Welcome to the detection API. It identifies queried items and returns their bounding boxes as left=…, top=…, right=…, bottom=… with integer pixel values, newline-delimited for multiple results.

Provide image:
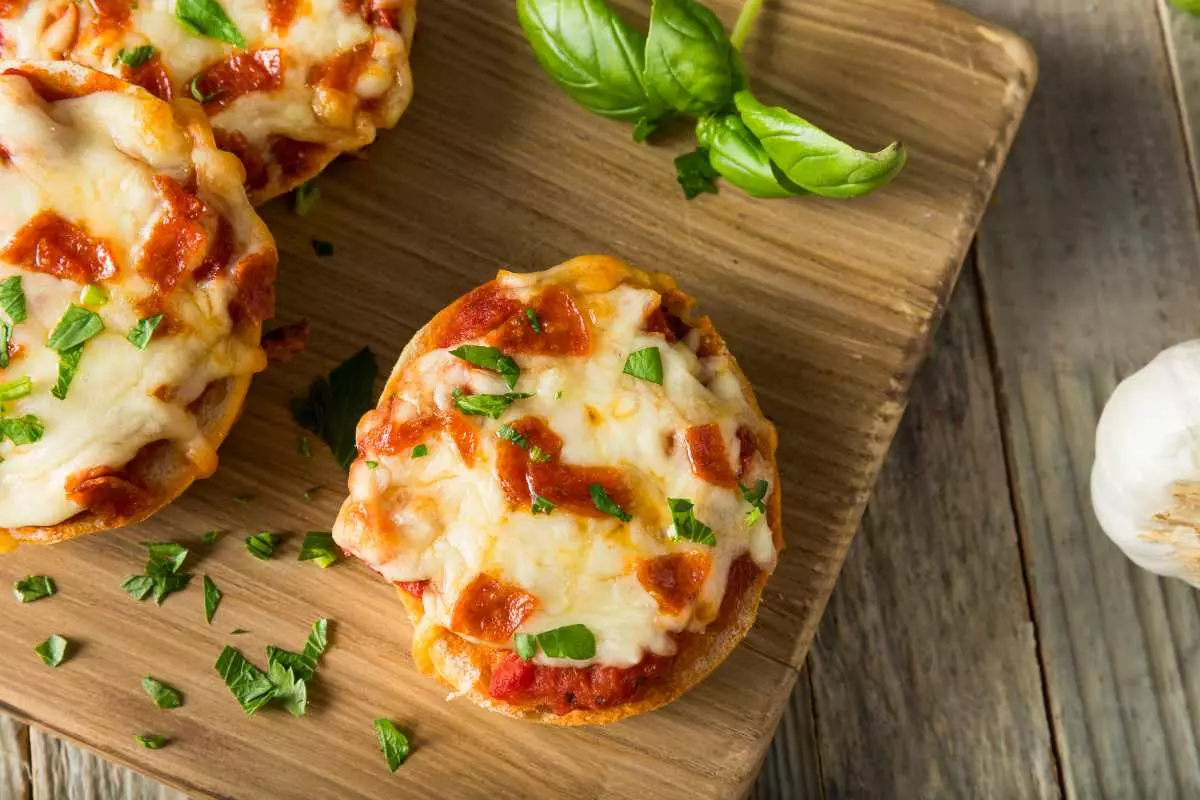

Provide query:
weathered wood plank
left=751, top=670, right=822, bottom=800
left=950, top=0, right=1200, bottom=795
left=804, top=264, right=1059, bottom=798
left=28, top=729, right=185, bottom=800
left=0, top=714, right=29, bottom=800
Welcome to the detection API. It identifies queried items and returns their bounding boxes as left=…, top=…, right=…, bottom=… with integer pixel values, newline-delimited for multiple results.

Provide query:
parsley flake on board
left=589, top=484, right=632, bottom=522
left=214, top=646, right=276, bottom=715
left=245, top=532, right=280, bottom=560
left=113, top=45, right=156, bottom=68
left=135, top=734, right=168, bottom=749
left=203, top=575, right=222, bottom=623
left=293, top=181, right=320, bottom=215
left=449, top=344, right=521, bottom=389
left=622, top=346, right=664, bottom=384
left=666, top=497, right=716, bottom=545
left=452, top=388, right=532, bottom=419
left=373, top=719, right=411, bottom=772
left=299, top=436, right=312, bottom=458
left=202, top=530, right=222, bottom=545
left=298, top=532, right=339, bottom=568
left=516, top=624, right=596, bottom=661
left=121, top=542, right=192, bottom=605
left=215, top=619, right=330, bottom=716
left=13, top=575, right=56, bottom=603
left=291, top=347, right=378, bottom=470
left=34, top=634, right=68, bottom=667
left=311, top=239, right=334, bottom=257
left=674, top=149, right=720, bottom=198
left=142, top=676, right=184, bottom=709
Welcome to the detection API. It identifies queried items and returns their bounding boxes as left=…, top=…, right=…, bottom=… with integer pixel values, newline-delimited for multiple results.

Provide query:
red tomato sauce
left=128, top=55, right=172, bottom=101
left=270, top=137, right=327, bottom=183
left=496, top=417, right=631, bottom=517
left=429, top=281, right=522, bottom=349
left=227, top=250, right=277, bottom=326
left=735, top=426, right=756, bottom=479
left=0, top=210, right=117, bottom=284
left=451, top=574, right=536, bottom=643
left=489, top=651, right=673, bottom=715
left=212, top=129, right=268, bottom=191
left=308, top=42, right=372, bottom=91
left=266, top=0, right=298, bottom=31
left=683, top=423, right=737, bottom=487
left=0, top=0, right=26, bottom=18
left=357, top=404, right=478, bottom=465
left=2, top=66, right=125, bottom=101
left=395, top=580, right=429, bottom=599
left=65, top=466, right=149, bottom=519
left=488, top=283, right=590, bottom=356
left=637, top=552, right=712, bottom=615
left=88, top=0, right=130, bottom=22
left=137, top=176, right=209, bottom=303
left=193, top=50, right=283, bottom=113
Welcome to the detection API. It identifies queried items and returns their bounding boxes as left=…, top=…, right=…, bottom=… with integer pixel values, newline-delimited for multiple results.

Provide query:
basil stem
left=696, top=114, right=801, bottom=199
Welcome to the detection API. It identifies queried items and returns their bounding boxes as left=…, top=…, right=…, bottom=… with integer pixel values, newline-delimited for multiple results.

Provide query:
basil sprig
left=516, top=0, right=904, bottom=200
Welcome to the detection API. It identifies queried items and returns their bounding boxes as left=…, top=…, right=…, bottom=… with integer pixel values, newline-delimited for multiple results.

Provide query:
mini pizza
left=0, top=0, right=416, bottom=203
left=0, top=60, right=276, bottom=549
left=333, top=255, right=782, bottom=724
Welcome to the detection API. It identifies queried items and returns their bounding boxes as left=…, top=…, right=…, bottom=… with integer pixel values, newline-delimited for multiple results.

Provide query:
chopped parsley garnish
left=496, top=424, right=529, bottom=449
left=188, top=74, right=220, bottom=103
left=449, top=344, right=521, bottom=390
left=622, top=347, right=664, bottom=384
left=34, top=634, right=68, bottom=667
left=529, top=445, right=552, bottom=463
left=231, top=628, right=249, bottom=635
left=47, top=305, right=103, bottom=352
left=174, top=0, right=246, bottom=47
left=216, top=619, right=330, bottom=716
left=233, top=494, right=252, bottom=505
left=739, top=479, right=769, bottom=525
left=525, top=308, right=542, bottom=333
left=203, top=575, right=222, bottom=623
left=293, top=181, right=320, bottom=216
left=666, top=498, right=716, bottom=545
left=516, top=624, right=596, bottom=661
left=302, top=485, right=320, bottom=502
left=531, top=495, right=555, bottom=515
left=589, top=484, right=632, bottom=522
left=142, top=676, right=184, bottom=709
left=13, top=575, right=55, bottom=603
left=51, top=346, right=82, bottom=400
left=298, top=532, right=339, bottom=568
left=113, top=45, right=156, bottom=68
left=0, top=276, right=28, bottom=325
left=135, top=734, right=168, bottom=749
left=0, top=376, right=32, bottom=402
left=245, top=532, right=280, bottom=560
left=674, top=148, right=720, bottom=199
left=365, top=460, right=379, bottom=469
left=411, top=444, right=428, bottom=458
left=0, top=325, right=10, bottom=370
left=373, top=719, right=411, bottom=772
left=79, top=284, right=109, bottom=307
left=268, top=659, right=308, bottom=717
left=291, top=347, right=378, bottom=470
left=202, top=530, right=222, bottom=545
left=452, top=389, right=532, bottom=419
left=127, top=315, right=163, bottom=350
left=121, top=542, right=192, bottom=605
left=0, top=415, right=44, bottom=446
left=214, top=646, right=276, bottom=715
left=299, top=437, right=312, bottom=458
left=311, top=239, right=334, bottom=257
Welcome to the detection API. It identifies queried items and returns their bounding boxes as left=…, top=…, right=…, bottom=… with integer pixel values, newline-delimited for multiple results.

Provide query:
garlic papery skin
left=1092, top=340, right=1200, bottom=587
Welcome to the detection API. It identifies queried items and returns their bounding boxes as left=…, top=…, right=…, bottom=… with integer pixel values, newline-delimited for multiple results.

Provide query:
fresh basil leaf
left=79, top=284, right=109, bottom=307
left=298, top=532, right=339, bottom=568
left=450, top=345, right=521, bottom=390
left=293, top=181, right=320, bottom=215
left=175, top=0, right=246, bottom=46
left=739, top=478, right=768, bottom=525
left=696, top=114, right=801, bottom=198
left=0, top=414, right=44, bottom=446
left=135, top=734, right=168, bottom=749
left=311, top=239, right=334, bottom=257
left=13, top=575, right=56, bottom=603
left=202, top=530, right=222, bottom=545
left=452, top=389, right=532, bottom=419
left=411, top=444, right=428, bottom=458
left=203, top=575, right=222, bottom=623
left=532, top=623, right=596, bottom=660
left=269, top=660, right=308, bottom=717
left=516, top=0, right=659, bottom=122
left=141, top=676, right=184, bottom=709
left=0, top=376, right=32, bottom=402
left=47, top=305, right=103, bottom=352
left=373, top=719, right=411, bottom=772
left=121, top=575, right=156, bottom=601
left=734, top=90, right=906, bottom=198
left=114, top=45, right=156, bottom=68
left=51, top=346, right=82, bottom=400
left=531, top=494, right=555, bottom=514
left=514, top=633, right=538, bottom=661
left=0, top=276, right=27, bottom=324
left=34, top=634, right=68, bottom=667
left=245, top=532, right=279, bottom=560
left=666, top=497, right=716, bottom=545
left=589, top=484, right=632, bottom=522
left=291, top=347, right=378, bottom=470
left=127, top=315, right=163, bottom=350
left=623, top=346, right=663, bottom=384
left=524, top=308, right=542, bottom=333
left=674, top=148, right=719, bottom=198
left=644, top=0, right=735, bottom=115
left=215, top=646, right=276, bottom=715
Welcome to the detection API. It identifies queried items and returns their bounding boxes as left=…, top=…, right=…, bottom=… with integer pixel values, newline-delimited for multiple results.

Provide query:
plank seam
left=1157, top=0, right=1200, bottom=202
left=970, top=248, right=1068, bottom=798
left=802, top=656, right=828, bottom=800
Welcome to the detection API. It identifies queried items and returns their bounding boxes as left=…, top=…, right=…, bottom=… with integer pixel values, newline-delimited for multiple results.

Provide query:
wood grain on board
left=0, top=0, right=1033, bottom=796
left=949, top=0, right=1200, bottom=795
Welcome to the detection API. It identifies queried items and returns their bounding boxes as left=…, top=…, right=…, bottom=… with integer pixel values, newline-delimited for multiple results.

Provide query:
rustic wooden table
left=3, top=0, right=1199, bottom=796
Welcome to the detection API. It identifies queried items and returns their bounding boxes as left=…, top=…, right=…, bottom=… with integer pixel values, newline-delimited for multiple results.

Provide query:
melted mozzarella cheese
left=0, top=64, right=270, bottom=527
left=335, top=261, right=778, bottom=668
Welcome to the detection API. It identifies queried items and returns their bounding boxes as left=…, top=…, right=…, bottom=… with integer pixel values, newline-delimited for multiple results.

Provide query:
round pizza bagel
left=333, top=255, right=782, bottom=724
left=0, top=60, right=276, bottom=550
left=0, top=0, right=416, bottom=203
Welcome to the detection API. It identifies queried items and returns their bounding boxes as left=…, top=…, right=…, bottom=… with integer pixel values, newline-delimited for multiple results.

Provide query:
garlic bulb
left=1092, top=340, right=1200, bottom=587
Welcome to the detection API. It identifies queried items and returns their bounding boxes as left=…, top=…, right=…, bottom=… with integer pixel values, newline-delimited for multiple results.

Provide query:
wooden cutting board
left=0, top=0, right=1033, bottom=797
